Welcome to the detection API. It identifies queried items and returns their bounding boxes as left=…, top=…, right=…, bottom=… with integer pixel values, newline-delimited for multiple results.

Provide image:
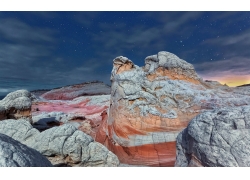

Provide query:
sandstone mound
left=0, top=119, right=119, bottom=167
left=0, top=133, right=52, bottom=167
left=175, top=105, right=250, bottom=167
left=144, top=51, right=201, bottom=84
left=96, top=51, right=250, bottom=166
left=40, top=81, right=110, bottom=100
left=0, top=90, right=32, bottom=121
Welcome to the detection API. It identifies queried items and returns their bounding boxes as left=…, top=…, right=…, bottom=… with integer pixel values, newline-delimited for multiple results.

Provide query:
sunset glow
left=202, top=75, right=250, bottom=87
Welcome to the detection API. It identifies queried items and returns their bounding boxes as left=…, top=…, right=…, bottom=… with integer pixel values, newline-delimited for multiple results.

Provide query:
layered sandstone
left=0, top=90, right=32, bottom=121
left=31, top=95, right=110, bottom=139
left=96, top=51, right=250, bottom=166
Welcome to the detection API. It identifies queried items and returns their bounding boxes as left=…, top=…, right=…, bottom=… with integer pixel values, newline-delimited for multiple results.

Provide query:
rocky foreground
left=0, top=51, right=250, bottom=167
left=175, top=105, right=250, bottom=167
left=0, top=133, right=52, bottom=167
left=0, top=89, right=119, bottom=167
left=0, top=119, right=119, bottom=167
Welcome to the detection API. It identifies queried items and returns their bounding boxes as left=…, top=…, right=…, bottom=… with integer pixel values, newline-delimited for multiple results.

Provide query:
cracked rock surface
left=175, top=105, right=250, bottom=167
left=0, top=133, right=52, bottom=167
left=0, top=119, right=119, bottom=167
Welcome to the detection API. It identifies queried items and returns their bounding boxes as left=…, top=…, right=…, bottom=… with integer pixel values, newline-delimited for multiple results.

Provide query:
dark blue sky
left=0, top=11, right=250, bottom=96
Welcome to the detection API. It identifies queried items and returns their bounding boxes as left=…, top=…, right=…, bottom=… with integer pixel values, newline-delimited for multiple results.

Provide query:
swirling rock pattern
left=96, top=51, right=250, bottom=166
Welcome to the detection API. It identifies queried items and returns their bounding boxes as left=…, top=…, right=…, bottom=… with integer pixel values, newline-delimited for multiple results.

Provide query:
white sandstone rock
left=0, top=119, right=119, bottom=167
left=175, top=105, right=250, bottom=167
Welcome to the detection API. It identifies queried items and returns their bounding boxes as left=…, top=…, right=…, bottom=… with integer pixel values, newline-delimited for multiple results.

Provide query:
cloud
left=0, top=18, right=56, bottom=43
left=1, top=12, right=249, bottom=95
left=88, top=12, right=205, bottom=60
left=0, top=15, right=112, bottom=96
left=0, top=17, right=60, bottom=94
left=142, top=12, right=202, bottom=24
left=162, top=12, right=203, bottom=32
left=203, top=30, right=250, bottom=46
left=194, top=56, right=250, bottom=75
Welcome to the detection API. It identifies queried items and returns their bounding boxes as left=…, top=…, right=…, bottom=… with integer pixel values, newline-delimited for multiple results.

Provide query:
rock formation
left=0, top=90, right=32, bottom=121
left=96, top=51, right=250, bottom=166
left=31, top=95, right=110, bottom=138
left=2, top=52, right=249, bottom=167
left=40, top=81, right=110, bottom=100
left=31, top=82, right=111, bottom=139
left=0, top=119, right=119, bottom=167
left=0, top=133, right=52, bottom=167
left=175, top=105, right=250, bottom=167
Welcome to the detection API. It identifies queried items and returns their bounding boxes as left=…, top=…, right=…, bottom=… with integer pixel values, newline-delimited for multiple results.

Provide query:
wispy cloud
left=0, top=18, right=56, bottom=43
left=203, top=30, right=250, bottom=46
left=90, top=12, right=204, bottom=60
left=0, top=12, right=249, bottom=95
left=0, top=15, right=113, bottom=96
left=0, top=17, right=59, bottom=95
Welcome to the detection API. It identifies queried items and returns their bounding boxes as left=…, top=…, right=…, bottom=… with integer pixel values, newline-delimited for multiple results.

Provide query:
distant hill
left=1, top=81, right=110, bottom=100
left=51, top=80, right=111, bottom=90
left=237, top=84, right=250, bottom=87
left=40, top=81, right=111, bottom=100
left=30, top=89, right=52, bottom=97
left=29, top=81, right=111, bottom=100
left=31, top=81, right=109, bottom=92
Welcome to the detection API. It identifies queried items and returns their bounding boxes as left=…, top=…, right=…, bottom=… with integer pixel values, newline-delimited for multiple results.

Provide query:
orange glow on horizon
left=202, top=75, right=250, bottom=87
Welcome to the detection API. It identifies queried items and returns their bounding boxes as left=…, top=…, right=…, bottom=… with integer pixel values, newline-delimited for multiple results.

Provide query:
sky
left=0, top=11, right=250, bottom=96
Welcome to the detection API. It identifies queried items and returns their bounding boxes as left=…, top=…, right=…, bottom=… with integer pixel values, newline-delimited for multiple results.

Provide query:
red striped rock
left=32, top=94, right=110, bottom=139
left=96, top=51, right=250, bottom=166
left=31, top=81, right=111, bottom=136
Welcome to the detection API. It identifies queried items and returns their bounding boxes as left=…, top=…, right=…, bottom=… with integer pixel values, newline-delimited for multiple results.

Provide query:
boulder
left=0, top=90, right=32, bottom=121
left=175, top=105, right=250, bottom=167
left=96, top=51, right=250, bottom=166
left=0, top=133, right=52, bottom=167
left=0, top=119, right=119, bottom=167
